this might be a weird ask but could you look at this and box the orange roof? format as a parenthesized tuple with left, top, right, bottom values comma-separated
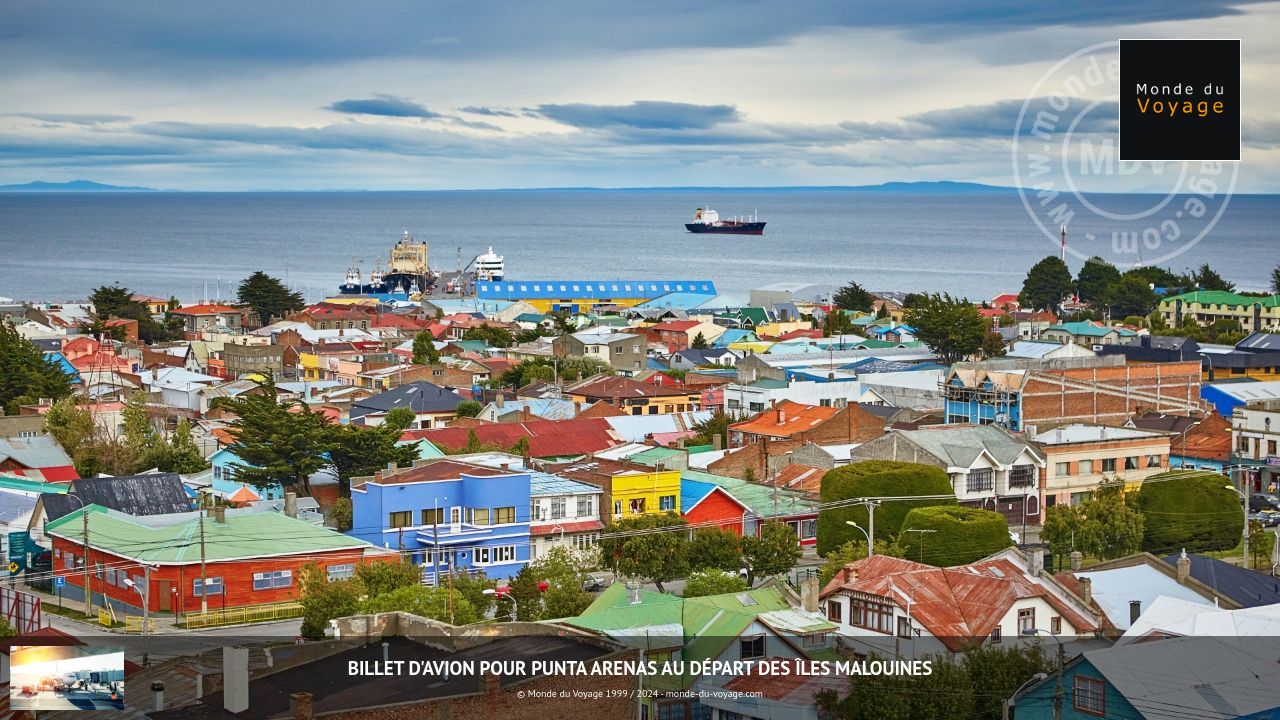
(770, 464, 826, 494)
(173, 303, 241, 315)
(227, 484, 260, 503)
(650, 320, 700, 332)
(730, 400, 840, 438)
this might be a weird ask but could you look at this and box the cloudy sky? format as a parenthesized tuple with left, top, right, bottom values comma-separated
(2, 1, 1278, 191)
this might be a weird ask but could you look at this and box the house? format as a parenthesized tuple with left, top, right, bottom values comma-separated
(550, 458, 682, 520)
(1157, 289, 1280, 332)
(560, 583, 837, 720)
(348, 460, 532, 581)
(725, 400, 886, 479)
(1040, 321, 1138, 348)
(221, 343, 291, 379)
(1158, 551, 1280, 608)
(1202, 378, 1280, 418)
(650, 319, 726, 352)
(681, 478, 750, 535)
(170, 303, 243, 334)
(0, 435, 78, 482)
(565, 375, 701, 415)
(1229, 397, 1280, 493)
(477, 278, 717, 313)
(602, 410, 712, 443)
(552, 328, 646, 374)
(349, 381, 460, 428)
(1120, 594, 1280, 645)
(475, 396, 581, 422)
(404, 416, 622, 458)
(1013, 635, 1280, 720)
(29, 473, 195, 546)
(1006, 339, 1097, 360)
(821, 549, 1101, 655)
(47, 504, 392, 614)
(1057, 552, 1239, 633)
(1031, 424, 1171, 516)
(713, 328, 760, 347)
(848, 425, 1045, 528)
(1126, 410, 1231, 471)
(207, 448, 286, 501)
(289, 302, 372, 330)
(669, 347, 743, 370)
(682, 468, 819, 546)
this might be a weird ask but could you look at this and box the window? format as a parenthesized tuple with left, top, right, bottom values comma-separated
(1073, 676, 1106, 715)
(1055, 461, 1071, 476)
(990, 625, 1002, 643)
(1051, 616, 1062, 635)
(827, 600, 843, 623)
(1146, 454, 1162, 468)
(493, 506, 516, 524)
(629, 498, 646, 514)
(614, 501, 623, 516)
(802, 633, 826, 648)
(897, 616, 913, 638)
(475, 545, 517, 565)
(389, 511, 412, 528)
(851, 598, 895, 633)
(470, 508, 490, 526)
(1018, 608, 1035, 634)
(551, 497, 566, 520)
(966, 468, 994, 493)
(105, 568, 117, 586)
(659, 495, 676, 511)
(194, 577, 225, 595)
(531, 501, 544, 521)
(1101, 458, 1116, 473)
(800, 519, 817, 539)
(64, 553, 76, 570)
(253, 570, 292, 590)
(1078, 460, 1094, 475)
(577, 496, 593, 516)
(327, 564, 355, 581)
(614, 346, 623, 354)
(739, 635, 764, 659)
(422, 508, 444, 526)
(1124, 456, 1139, 470)
(1009, 464, 1036, 488)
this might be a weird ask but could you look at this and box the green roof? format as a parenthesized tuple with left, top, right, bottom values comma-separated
(46, 506, 378, 564)
(514, 313, 547, 323)
(684, 444, 715, 455)
(448, 340, 490, 352)
(626, 447, 686, 465)
(681, 469, 817, 516)
(398, 438, 446, 460)
(1046, 321, 1135, 337)
(0, 475, 67, 494)
(1160, 290, 1280, 309)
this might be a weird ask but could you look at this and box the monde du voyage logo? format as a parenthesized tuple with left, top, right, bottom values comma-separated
(1120, 39, 1241, 161)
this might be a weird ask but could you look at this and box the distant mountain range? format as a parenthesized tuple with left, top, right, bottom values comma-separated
(0, 180, 159, 192)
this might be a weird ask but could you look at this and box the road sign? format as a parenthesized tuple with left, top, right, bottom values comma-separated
(55, 576, 66, 588)
(7, 561, 18, 575)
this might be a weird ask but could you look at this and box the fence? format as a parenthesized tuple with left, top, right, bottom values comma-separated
(124, 616, 157, 633)
(182, 601, 303, 629)
(0, 586, 41, 634)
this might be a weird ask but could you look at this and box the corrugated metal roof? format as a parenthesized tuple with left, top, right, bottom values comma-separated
(603, 411, 713, 442)
(479, 280, 716, 300)
(1032, 423, 1167, 445)
(404, 417, 621, 457)
(0, 436, 74, 470)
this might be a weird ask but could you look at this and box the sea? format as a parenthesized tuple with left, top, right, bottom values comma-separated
(0, 190, 1275, 304)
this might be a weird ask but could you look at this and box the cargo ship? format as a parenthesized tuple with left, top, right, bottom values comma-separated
(338, 231, 439, 295)
(685, 207, 766, 235)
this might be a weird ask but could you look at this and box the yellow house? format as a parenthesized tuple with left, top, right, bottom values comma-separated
(557, 460, 682, 520)
(297, 351, 322, 381)
(1158, 290, 1280, 332)
(756, 320, 811, 338)
(729, 340, 775, 354)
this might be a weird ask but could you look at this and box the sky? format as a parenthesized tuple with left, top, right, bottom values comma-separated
(1, 1, 1278, 191)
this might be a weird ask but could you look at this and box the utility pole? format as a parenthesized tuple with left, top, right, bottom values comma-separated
(83, 508, 92, 617)
(199, 513, 208, 614)
(854, 499, 882, 556)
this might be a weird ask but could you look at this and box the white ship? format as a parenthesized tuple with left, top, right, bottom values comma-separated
(474, 246, 505, 282)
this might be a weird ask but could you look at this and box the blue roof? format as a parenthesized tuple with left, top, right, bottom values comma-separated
(634, 291, 724, 310)
(492, 398, 579, 421)
(681, 479, 719, 512)
(530, 471, 602, 496)
(477, 280, 717, 300)
(713, 329, 758, 346)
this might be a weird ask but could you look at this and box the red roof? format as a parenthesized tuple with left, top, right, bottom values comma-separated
(722, 659, 847, 703)
(367, 460, 506, 485)
(370, 313, 428, 330)
(173, 303, 241, 316)
(571, 375, 691, 399)
(403, 418, 622, 458)
(304, 303, 373, 320)
(26, 466, 80, 482)
(650, 320, 700, 332)
(730, 400, 840, 438)
(770, 464, 826, 494)
(775, 328, 824, 341)
(821, 554, 1098, 651)
(530, 519, 605, 536)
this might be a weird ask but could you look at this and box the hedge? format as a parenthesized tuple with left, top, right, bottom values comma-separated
(1134, 470, 1244, 554)
(817, 461, 955, 556)
(895, 506, 1013, 567)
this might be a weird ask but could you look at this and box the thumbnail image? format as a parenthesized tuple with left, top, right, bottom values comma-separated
(10, 645, 126, 711)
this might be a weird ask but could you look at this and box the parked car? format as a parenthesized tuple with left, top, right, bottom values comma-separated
(582, 575, 605, 592)
(1249, 494, 1280, 512)
(1248, 510, 1280, 527)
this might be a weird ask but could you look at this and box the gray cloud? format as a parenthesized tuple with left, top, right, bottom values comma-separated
(460, 106, 519, 118)
(6, 112, 133, 125)
(325, 94, 442, 118)
(533, 101, 740, 130)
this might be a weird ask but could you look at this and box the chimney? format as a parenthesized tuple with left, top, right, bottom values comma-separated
(151, 682, 165, 712)
(1069, 551, 1083, 571)
(382, 642, 390, 663)
(290, 692, 314, 720)
(496, 393, 505, 409)
(481, 673, 501, 695)
(284, 492, 297, 519)
(713, 434, 723, 451)
(574, 401, 582, 417)
(770, 398, 777, 409)
(1079, 577, 1092, 606)
(1029, 547, 1044, 577)
(223, 646, 249, 714)
(627, 581, 642, 605)
(499, 462, 510, 471)
(1176, 549, 1191, 584)
(1129, 600, 1142, 625)
(522, 406, 532, 422)
(776, 408, 785, 425)
(800, 576, 819, 613)
(214, 506, 226, 524)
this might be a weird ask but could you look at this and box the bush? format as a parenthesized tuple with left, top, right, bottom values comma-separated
(683, 569, 748, 598)
(895, 506, 1014, 566)
(1134, 471, 1244, 554)
(816, 461, 956, 556)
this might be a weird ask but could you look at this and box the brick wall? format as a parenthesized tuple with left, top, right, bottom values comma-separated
(1021, 361, 1203, 431)
(725, 404, 887, 478)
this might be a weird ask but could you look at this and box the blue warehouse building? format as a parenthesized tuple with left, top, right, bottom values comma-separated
(476, 279, 717, 314)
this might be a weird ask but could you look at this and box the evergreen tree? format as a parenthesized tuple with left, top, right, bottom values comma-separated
(0, 322, 73, 414)
(1191, 263, 1235, 292)
(412, 332, 439, 365)
(455, 400, 482, 418)
(833, 281, 874, 312)
(980, 330, 1007, 359)
(461, 324, 514, 348)
(691, 331, 708, 349)
(599, 513, 689, 592)
(326, 415, 418, 494)
(1076, 256, 1121, 306)
(214, 376, 333, 495)
(236, 271, 304, 326)
(1272, 263, 1280, 293)
(1018, 256, 1073, 311)
(902, 293, 986, 364)
(1109, 273, 1159, 318)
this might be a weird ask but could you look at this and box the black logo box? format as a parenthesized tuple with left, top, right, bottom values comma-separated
(1119, 39, 1240, 161)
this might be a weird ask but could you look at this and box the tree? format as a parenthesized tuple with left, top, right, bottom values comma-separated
(1134, 471, 1243, 554)
(690, 410, 732, 446)
(510, 545, 595, 620)
(1041, 481, 1143, 563)
(691, 331, 708, 349)
(500, 356, 614, 388)
(817, 462, 956, 556)
(354, 559, 423, 599)
(902, 293, 986, 364)
(0, 617, 14, 639)
(0, 322, 73, 414)
(331, 497, 353, 531)
(599, 513, 689, 592)
(1248, 520, 1271, 570)
(298, 562, 362, 639)
(823, 310, 857, 338)
(820, 652, 974, 720)
(361, 585, 480, 624)
(741, 521, 801, 585)
(1019, 256, 1074, 311)
(237, 271, 304, 326)
(686, 528, 743, 572)
(834, 281, 874, 312)
(1272, 263, 1280, 293)
(44, 398, 103, 477)
(86, 284, 180, 343)
(1191, 263, 1235, 292)
(461, 324, 514, 348)
(1108, 274, 1159, 318)
(455, 399, 482, 418)
(819, 539, 899, 585)
(448, 570, 498, 617)
(412, 332, 439, 365)
(1076, 256, 1121, 306)
(141, 418, 210, 474)
(682, 569, 748, 598)
(980, 330, 1006, 359)
(214, 376, 334, 495)
(894, 506, 1014, 566)
(326, 422, 418, 494)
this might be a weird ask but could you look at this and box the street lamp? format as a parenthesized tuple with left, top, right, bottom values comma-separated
(64, 493, 92, 618)
(1004, 672, 1048, 720)
(1225, 485, 1250, 568)
(845, 521, 872, 558)
(1021, 628, 1064, 720)
(122, 566, 154, 667)
(482, 588, 517, 622)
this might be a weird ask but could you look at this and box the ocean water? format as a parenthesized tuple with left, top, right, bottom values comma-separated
(0, 190, 1275, 304)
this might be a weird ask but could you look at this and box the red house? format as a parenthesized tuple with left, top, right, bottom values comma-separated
(681, 478, 749, 535)
(46, 506, 395, 616)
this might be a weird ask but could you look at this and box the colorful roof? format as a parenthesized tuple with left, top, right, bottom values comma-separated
(227, 484, 261, 503)
(478, 280, 716, 300)
(403, 417, 622, 457)
(172, 303, 241, 315)
(1160, 290, 1280, 308)
(530, 519, 604, 536)
(729, 400, 840, 438)
(681, 469, 816, 517)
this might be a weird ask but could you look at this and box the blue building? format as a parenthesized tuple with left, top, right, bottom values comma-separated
(208, 448, 286, 500)
(348, 459, 531, 581)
